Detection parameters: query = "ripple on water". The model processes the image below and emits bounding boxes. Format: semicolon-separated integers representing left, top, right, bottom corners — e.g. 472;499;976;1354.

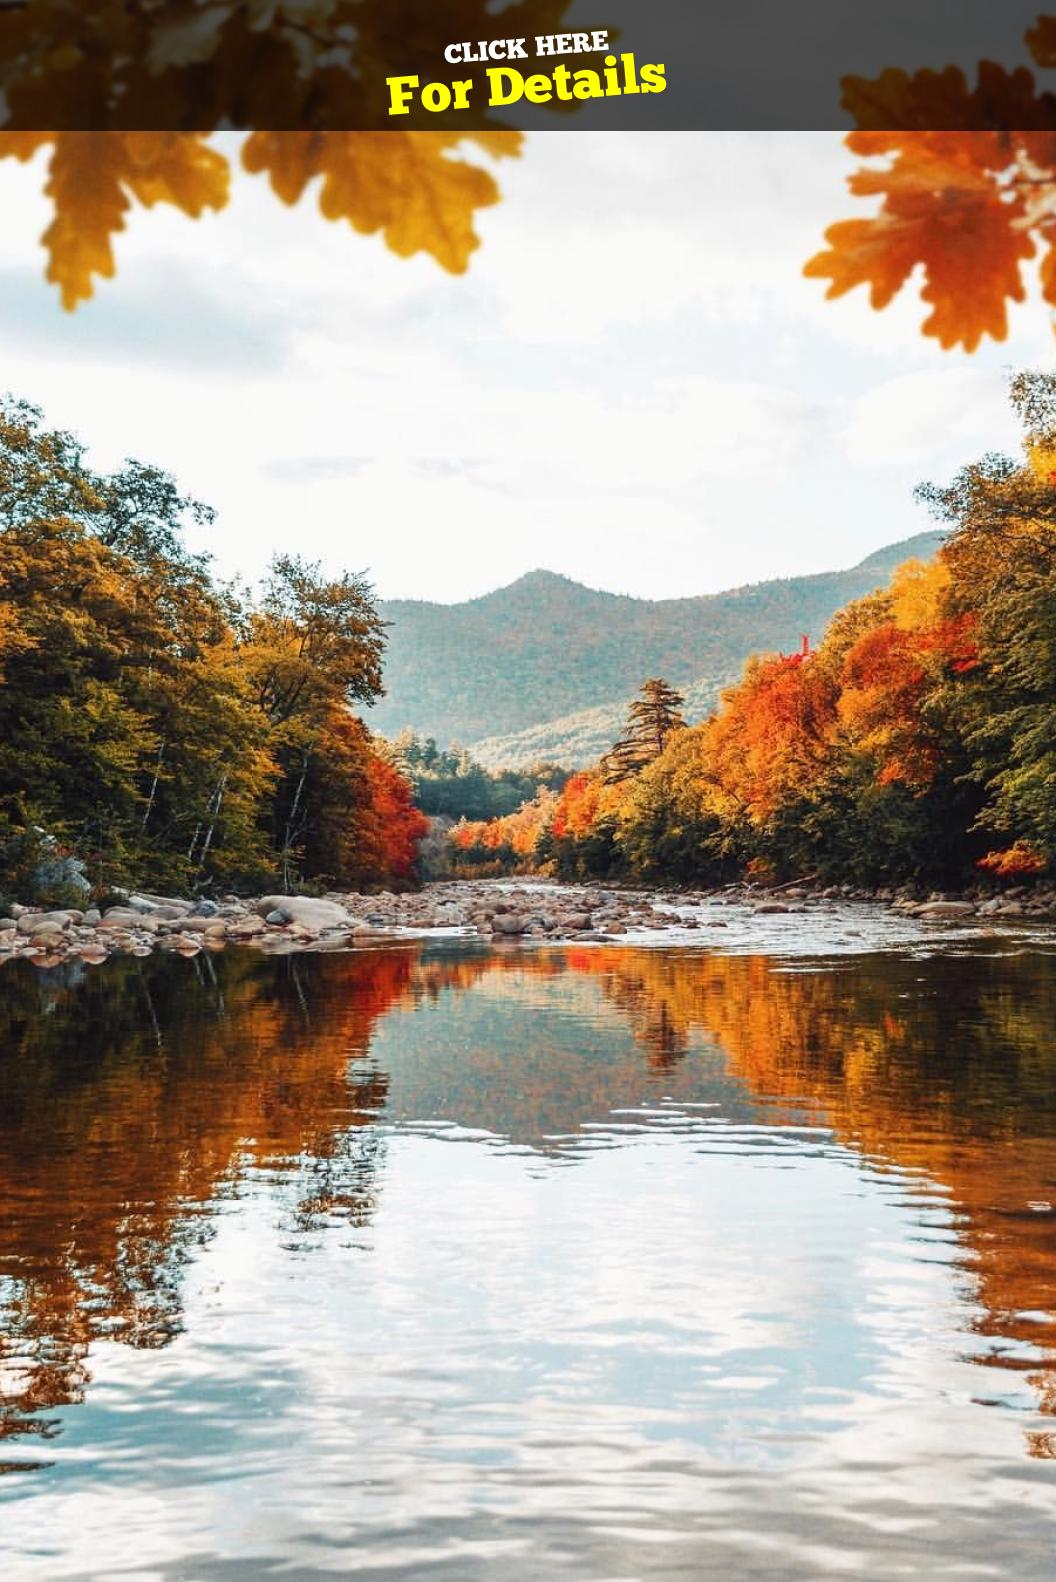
0;937;1054;1577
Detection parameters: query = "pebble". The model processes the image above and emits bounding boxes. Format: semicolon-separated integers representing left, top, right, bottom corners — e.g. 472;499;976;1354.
1;873;1054;971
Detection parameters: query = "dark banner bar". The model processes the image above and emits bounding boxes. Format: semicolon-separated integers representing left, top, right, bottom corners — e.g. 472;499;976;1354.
0;0;1053;131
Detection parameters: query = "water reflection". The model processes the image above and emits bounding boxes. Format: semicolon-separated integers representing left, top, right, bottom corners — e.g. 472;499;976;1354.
1;939;1055;1574
0;949;408;1455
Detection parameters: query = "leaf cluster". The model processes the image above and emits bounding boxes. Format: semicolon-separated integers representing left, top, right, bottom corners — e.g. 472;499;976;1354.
806;23;1056;349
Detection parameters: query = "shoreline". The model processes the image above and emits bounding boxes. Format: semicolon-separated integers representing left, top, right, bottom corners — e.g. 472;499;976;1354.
3;876;1055;969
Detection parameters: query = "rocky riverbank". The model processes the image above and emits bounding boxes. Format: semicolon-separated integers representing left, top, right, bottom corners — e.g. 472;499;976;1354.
2;877;1055;968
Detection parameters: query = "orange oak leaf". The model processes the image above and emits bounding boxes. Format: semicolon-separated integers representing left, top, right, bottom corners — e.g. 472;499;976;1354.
805;135;1036;350
1028;16;1056;68
841;62;1055;135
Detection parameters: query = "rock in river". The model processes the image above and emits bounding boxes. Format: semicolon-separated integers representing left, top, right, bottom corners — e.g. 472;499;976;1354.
254;895;352;931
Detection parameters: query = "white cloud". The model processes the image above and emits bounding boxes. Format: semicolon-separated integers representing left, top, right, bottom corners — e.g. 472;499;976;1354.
838;366;1022;468
0;132;1047;601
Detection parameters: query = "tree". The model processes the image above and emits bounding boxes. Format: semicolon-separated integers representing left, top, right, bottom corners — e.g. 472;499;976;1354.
242;555;388;887
918;370;1056;864
699;651;836;825
601;679;687;785
615;730;727;882
0;396;427;897
297;708;428;889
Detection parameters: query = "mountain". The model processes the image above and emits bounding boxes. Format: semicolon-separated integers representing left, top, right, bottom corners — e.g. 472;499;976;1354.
367;532;947;766
469;676;733;771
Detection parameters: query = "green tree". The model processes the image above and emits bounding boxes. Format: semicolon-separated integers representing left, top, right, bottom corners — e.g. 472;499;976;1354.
920;371;1056;862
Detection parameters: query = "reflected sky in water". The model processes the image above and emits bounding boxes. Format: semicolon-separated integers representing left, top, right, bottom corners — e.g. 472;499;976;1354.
1;938;1055;1578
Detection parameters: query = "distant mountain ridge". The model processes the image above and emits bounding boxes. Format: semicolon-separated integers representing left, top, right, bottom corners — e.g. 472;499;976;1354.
367;532;947;767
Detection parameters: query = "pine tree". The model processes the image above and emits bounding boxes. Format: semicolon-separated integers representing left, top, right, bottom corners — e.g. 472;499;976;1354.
602;679;687;784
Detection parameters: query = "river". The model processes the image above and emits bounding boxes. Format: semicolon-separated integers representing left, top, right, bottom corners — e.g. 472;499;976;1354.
1;908;1055;1578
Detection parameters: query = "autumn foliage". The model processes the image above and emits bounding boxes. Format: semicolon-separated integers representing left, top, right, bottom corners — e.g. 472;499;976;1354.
808;17;1056;348
453;372;1056;889
0;397;427;898
0;0;578;307
0;129;521;309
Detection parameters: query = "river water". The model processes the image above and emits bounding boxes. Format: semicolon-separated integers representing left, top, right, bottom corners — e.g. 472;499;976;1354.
2;906;1056;1578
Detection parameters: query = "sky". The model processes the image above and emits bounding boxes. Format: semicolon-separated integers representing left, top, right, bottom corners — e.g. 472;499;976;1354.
0;131;1050;604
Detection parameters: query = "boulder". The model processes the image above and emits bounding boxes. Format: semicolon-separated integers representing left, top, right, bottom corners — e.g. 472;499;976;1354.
31;851;90;898
491;913;526;935
916;900;976;917
254;895;352;930
128;893;193;914
17;911;72;935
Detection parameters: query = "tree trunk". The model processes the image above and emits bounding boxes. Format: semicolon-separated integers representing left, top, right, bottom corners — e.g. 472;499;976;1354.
142;740;166;831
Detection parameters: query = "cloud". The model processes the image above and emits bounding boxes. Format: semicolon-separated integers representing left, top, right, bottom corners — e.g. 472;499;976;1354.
267;454;374;481
837;367;1021;468
412;456;491;480
0;131;1046;604
0;259;292;374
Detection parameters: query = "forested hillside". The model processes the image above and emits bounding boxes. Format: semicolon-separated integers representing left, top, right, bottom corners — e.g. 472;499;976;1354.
368;534;947;759
469;676;731;770
447;373;1056;892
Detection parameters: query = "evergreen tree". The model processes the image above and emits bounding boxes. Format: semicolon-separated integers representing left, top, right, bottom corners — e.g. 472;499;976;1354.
602;679;687;784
